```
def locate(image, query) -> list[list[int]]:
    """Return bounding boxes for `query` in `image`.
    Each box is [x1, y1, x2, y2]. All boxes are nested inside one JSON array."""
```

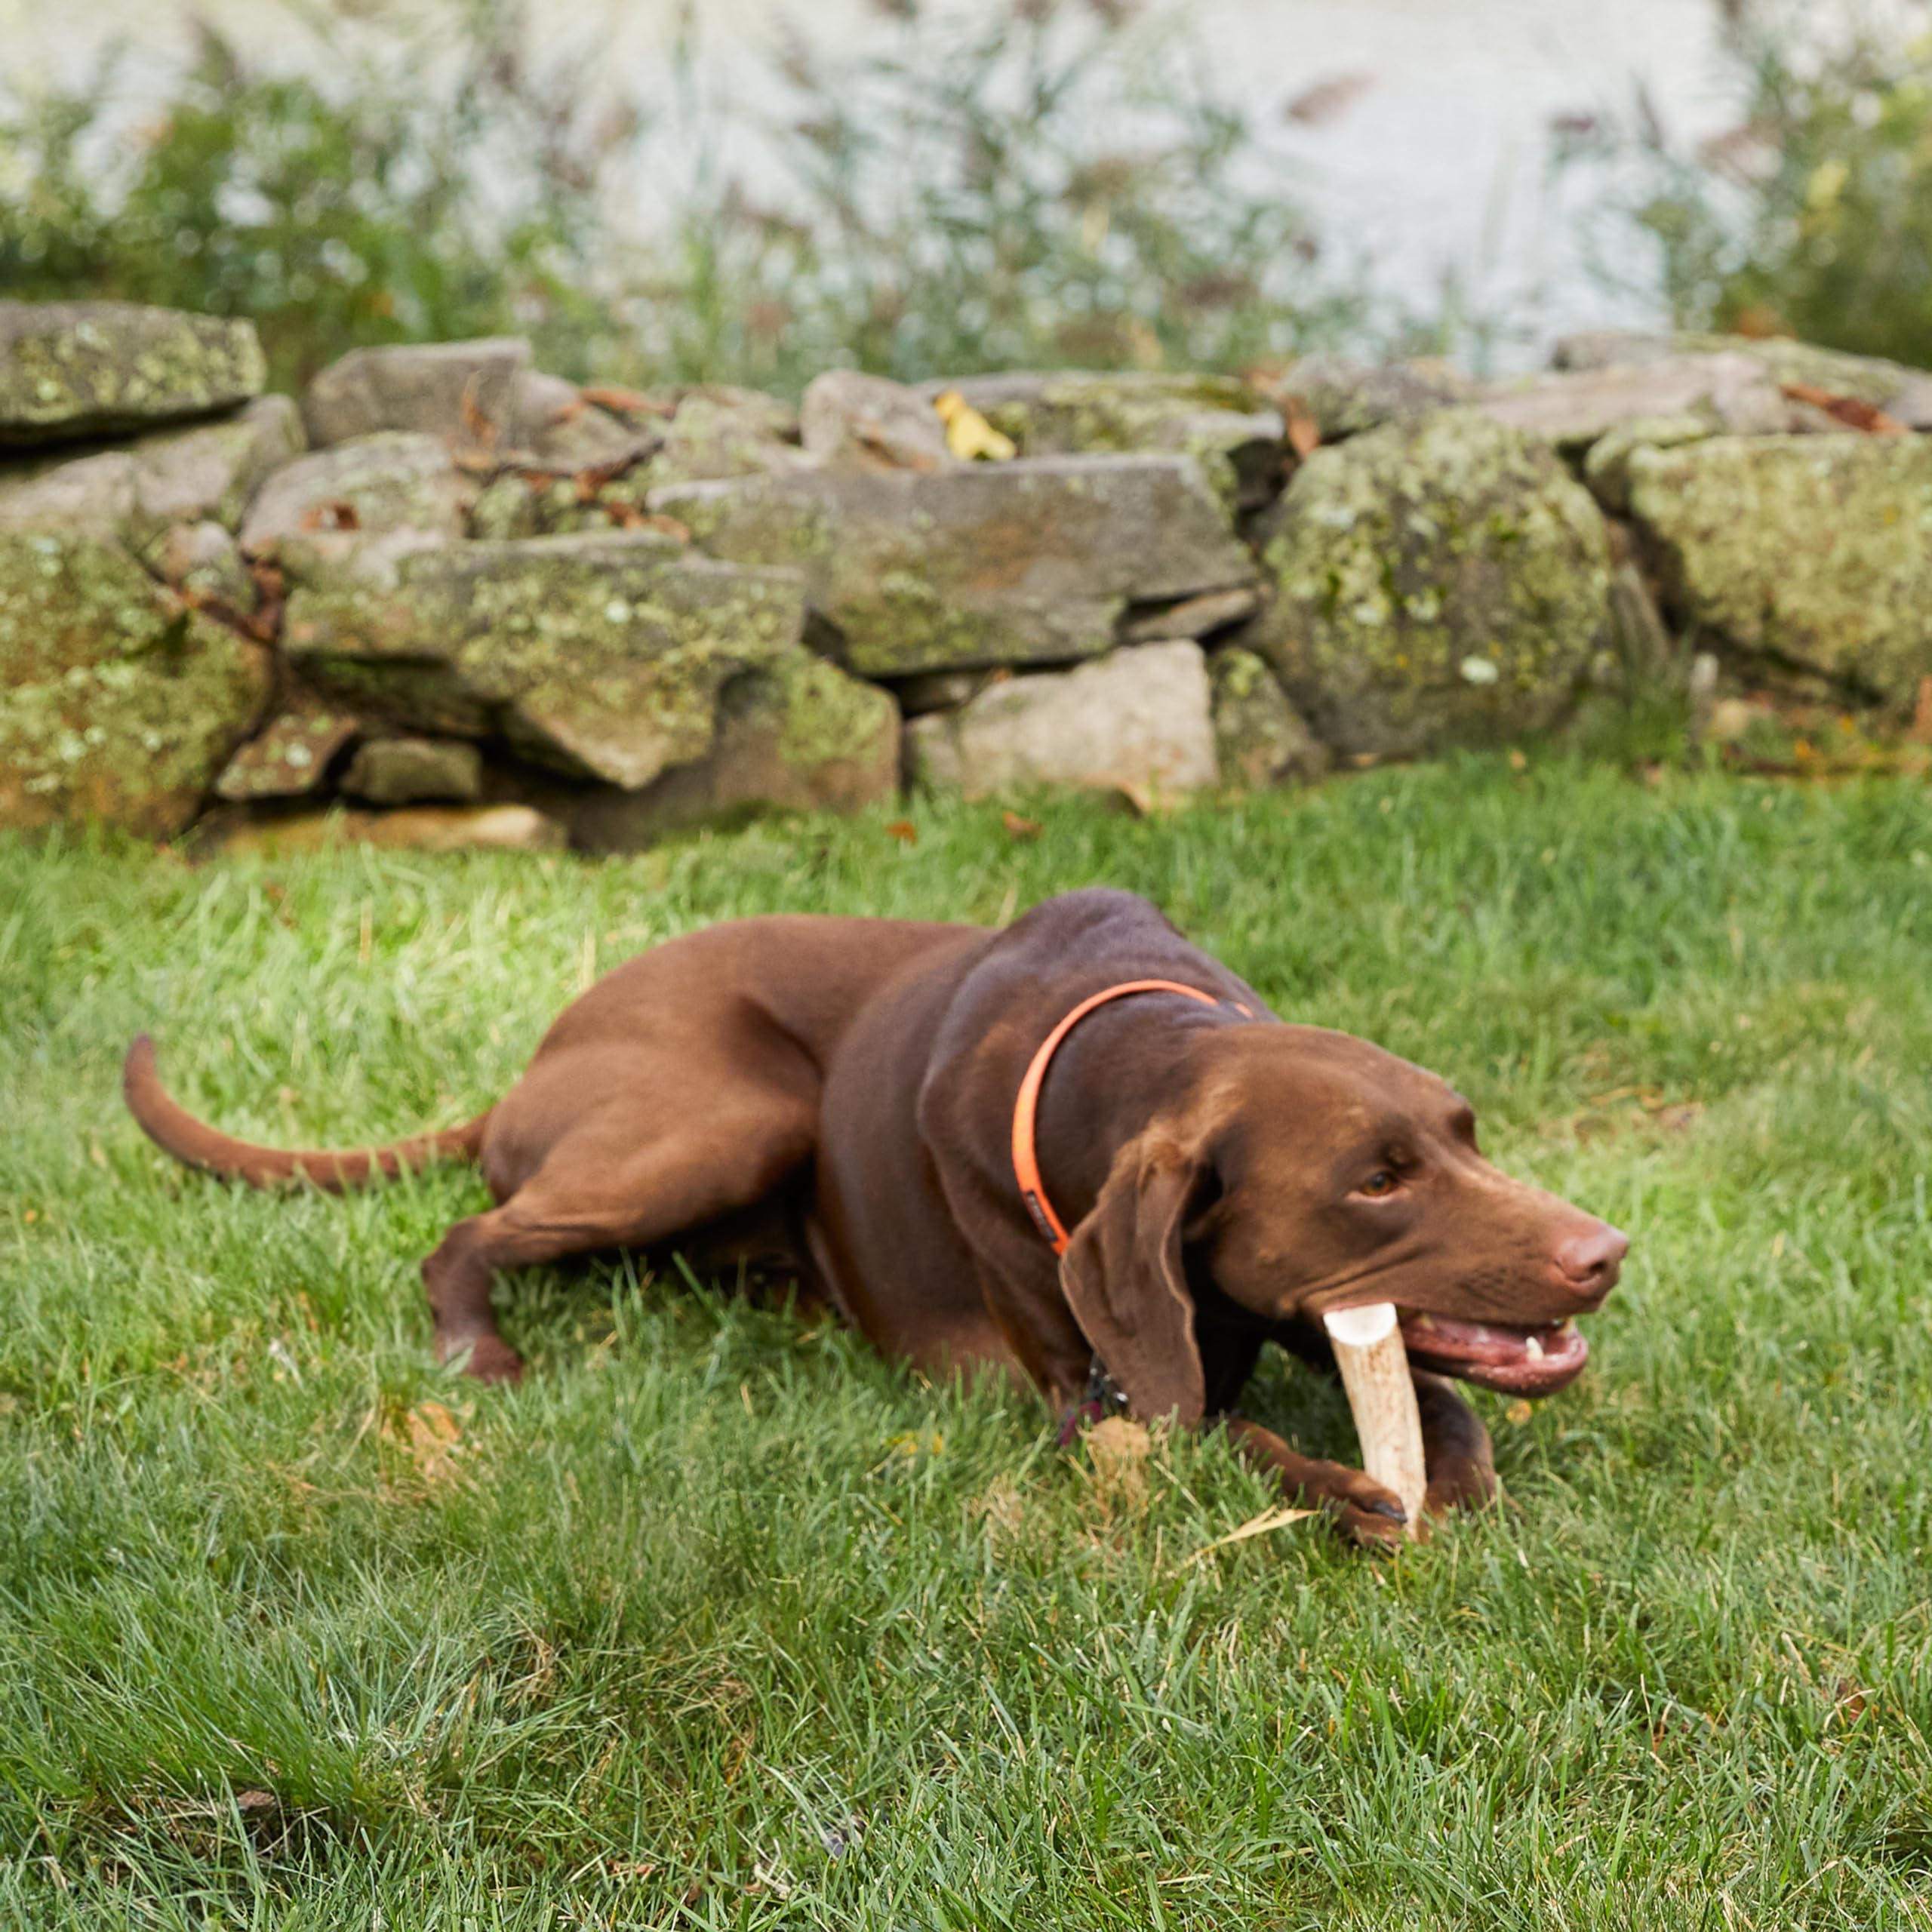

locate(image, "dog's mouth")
[[1398, 1312, 1588, 1396]]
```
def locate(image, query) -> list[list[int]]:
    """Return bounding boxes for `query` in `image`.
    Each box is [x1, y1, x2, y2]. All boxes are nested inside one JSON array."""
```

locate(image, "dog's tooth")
[[1413, 1313, 1435, 1330], [1524, 1334, 1545, 1361]]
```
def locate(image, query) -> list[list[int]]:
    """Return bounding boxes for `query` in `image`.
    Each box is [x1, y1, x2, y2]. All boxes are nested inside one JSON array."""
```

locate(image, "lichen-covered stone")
[[908, 640, 1217, 809], [643, 386, 808, 490], [1209, 647, 1330, 789], [801, 371, 954, 472], [213, 700, 360, 801], [573, 653, 899, 850], [0, 302, 265, 447], [1582, 414, 1715, 515], [1626, 433, 1932, 708], [1474, 352, 1790, 453], [1260, 357, 1476, 444], [928, 371, 1283, 509], [1554, 329, 1932, 428], [656, 455, 1257, 678], [1249, 409, 1612, 758], [239, 432, 475, 555], [0, 531, 269, 835], [341, 734, 483, 804], [282, 531, 814, 789], [0, 394, 305, 548]]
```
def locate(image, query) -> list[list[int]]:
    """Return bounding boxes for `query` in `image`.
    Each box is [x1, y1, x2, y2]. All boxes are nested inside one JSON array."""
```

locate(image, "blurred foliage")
[[1559, 14, 1932, 370], [0, 3, 635, 390], [0, 0, 1363, 394]]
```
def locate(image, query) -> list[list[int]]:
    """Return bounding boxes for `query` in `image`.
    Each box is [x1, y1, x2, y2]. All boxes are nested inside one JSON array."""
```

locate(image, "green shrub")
[[1561, 16, 1932, 370], [0, 0, 1363, 394]]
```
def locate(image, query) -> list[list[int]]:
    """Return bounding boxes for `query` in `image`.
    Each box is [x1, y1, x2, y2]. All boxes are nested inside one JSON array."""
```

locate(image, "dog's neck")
[[1029, 1003, 1229, 1237]]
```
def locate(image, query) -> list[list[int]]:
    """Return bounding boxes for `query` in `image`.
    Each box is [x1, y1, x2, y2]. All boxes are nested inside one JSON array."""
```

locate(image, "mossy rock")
[[283, 531, 814, 789], [1626, 433, 1932, 709], [656, 455, 1256, 678], [1248, 408, 1612, 758], [0, 532, 269, 836], [1209, 647, 1330, 789], [0, 303, 265, 448], [573, 652, 899, 850]]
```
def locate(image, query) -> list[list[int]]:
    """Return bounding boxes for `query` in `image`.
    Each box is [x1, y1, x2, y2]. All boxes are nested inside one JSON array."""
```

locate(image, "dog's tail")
[[123, 1035, 491, 1191]]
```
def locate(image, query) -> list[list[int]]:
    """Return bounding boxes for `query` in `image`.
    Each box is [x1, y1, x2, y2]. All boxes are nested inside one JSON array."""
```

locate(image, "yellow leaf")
[[933, 389, 1017, 463]]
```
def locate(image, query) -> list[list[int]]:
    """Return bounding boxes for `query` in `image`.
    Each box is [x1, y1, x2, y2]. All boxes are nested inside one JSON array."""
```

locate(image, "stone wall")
[[5, 301, 1930, 853]]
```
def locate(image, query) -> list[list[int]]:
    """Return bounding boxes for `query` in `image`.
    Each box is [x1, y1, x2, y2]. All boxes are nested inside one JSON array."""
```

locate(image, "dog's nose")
[[1555, 1222, 1628, 1297]]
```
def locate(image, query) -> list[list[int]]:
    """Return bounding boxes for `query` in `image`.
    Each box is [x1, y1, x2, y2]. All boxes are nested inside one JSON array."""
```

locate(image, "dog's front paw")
[[437, 1330, 526, 1384]]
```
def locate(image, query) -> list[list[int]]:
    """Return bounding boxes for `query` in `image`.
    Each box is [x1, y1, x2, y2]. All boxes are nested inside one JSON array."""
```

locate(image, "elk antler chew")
[[1323, 1303, 1427, 1539]]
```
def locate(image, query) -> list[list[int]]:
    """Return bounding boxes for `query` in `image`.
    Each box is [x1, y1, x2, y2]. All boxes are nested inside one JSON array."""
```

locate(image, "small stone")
[[0, 302, 265, 446], [340, 735, 484, 805], [1257, 356, 1476, 444], [1209, 647, 1329, 789], [238, 432, 475, 555], [146, 521, 257, 612], [214, 700, 360, 801], [908, 639, 1217, 810], [1122, 585, 1262, 645], [800, 370, 955, 472]]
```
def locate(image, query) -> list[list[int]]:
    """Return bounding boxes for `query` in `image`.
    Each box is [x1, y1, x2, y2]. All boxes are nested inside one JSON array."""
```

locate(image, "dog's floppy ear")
[[1059, 1134, 1207, 1426]]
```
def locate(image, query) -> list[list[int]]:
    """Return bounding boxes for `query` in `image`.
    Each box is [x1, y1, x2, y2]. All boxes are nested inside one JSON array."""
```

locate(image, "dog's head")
[[1060, 1024, 1625, 1424]]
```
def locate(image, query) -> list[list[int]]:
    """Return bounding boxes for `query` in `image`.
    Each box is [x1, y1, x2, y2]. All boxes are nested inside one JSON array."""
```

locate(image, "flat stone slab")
[[282, 531, 815, 789], [908, 639, 1217, 809], [0, 395, 303, 548], [341, 734, 484, 804], [0, 303, 265, 447], [0, 531, 269, 836], [655, 454, 1256, 678], [924, 371, 1284, 507], [1627, 432, 1932, 709]]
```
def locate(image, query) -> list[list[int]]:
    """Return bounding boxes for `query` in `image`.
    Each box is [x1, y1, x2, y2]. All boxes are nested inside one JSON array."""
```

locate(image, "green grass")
[[2, 760, 1931, 1927]]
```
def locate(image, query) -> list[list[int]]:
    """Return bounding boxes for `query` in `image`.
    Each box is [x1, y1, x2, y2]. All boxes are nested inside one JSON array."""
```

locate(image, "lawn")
[[2, 760, 1930, 1929]]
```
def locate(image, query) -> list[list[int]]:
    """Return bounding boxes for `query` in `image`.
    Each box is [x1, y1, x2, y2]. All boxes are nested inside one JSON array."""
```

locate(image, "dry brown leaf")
[[460, 383, 499, 454], [1281, 392, 1321, 460], [1779, 382, 1906, 435], [582, 384, 673, 418], [1001, 810, 1042, 841], [1183, 1503, 1319, 1565], [884, 818, 918, 845], [298, 500, 361, 533]]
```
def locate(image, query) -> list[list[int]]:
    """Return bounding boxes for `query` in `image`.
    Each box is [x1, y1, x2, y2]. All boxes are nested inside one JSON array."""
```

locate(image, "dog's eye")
[[1358, 1171, 1398, 1198]]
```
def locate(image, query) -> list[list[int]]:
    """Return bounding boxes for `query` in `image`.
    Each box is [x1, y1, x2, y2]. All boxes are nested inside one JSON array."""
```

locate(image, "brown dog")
[[125, 887, 1624, 1541]]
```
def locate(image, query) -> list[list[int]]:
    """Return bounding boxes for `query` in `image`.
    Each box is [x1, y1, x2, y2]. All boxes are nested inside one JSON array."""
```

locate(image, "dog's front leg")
[[1411, 1370, 1497, 1518], [1222, 1415, 1411, 1548]]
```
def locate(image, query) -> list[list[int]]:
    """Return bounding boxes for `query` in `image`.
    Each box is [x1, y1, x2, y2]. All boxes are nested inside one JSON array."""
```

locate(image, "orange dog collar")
[[1011, 980, 1252, 1254]]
